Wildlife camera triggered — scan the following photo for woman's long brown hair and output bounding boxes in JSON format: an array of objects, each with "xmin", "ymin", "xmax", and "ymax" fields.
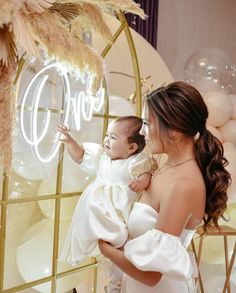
[{"xmin": 146, "ymin": 81, "xmax": 231, "ymax": 232}]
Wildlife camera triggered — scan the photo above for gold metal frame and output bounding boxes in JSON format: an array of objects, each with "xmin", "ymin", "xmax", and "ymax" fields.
[
  {"xmin": 0, "ymin": 11, "xmax": 142, "ymax": 292},
  {"xmin": 191, "ymin": 206, "xmax": 236, "ymax": 293}
]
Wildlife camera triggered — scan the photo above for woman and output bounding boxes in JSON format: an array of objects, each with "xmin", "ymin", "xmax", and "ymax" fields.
[{"xmin": 98, "ymin": 81, "xmax": 231, "ymax": 292}]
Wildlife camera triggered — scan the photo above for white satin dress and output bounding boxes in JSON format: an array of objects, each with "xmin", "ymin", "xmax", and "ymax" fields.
[
  {"xmin": 121, "ymin": 202, "xmax": 196, "ymax": 293},
  {"xmin": 60, "ymin": 143, "xmax": 151, "ymax": 266}
]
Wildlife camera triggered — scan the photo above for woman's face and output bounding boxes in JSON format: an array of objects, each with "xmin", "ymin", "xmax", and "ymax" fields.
[{"xmin": 140, "ymin": 105, "xmax": 165, "ymax": 154}]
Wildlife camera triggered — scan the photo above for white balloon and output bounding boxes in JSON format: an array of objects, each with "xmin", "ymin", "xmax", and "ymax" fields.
[
  {"xmin": 228, "ymin": 179, "xmax": 236, "ymax": 203},
  {"xmin": 204, "ymin": 91, "xmax": 233, "ymax": 127},
  {"xmin": 229, "ymin": 94, "xmax": 236, "ymax": 119},
  {"xmin": 3, "ymin": 245, "xmax": 34, "ymax": 291},
  {"xmin": 204, "ymin": 274, "xmax": 236, "ymax": 293},
  {"xmin": 223, "ymin": 142, "xmax": 236, "ymax": 175},
  {"xmin": 193, "ymin": 235, "xmax": 236, "ymax": 264},
  {"xmin": 219, "ymin": 120, "xmax": 236, "ymax": 144},
  {"xmin": 17, "ymin": 219, "xmax": 91, "ymax": 293},
  {"xmin": 219, "ymin": 204, "xmax": 236, "ymax": 228},
  {"xmin": 207, "ymin": 125, "xmax": 222, "ymax": 141}
]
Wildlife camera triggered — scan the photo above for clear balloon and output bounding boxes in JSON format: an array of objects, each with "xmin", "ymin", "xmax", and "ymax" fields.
[
  {"xmin": 204, "ymin": 274, "xmax": 236, "ymax": 293},
  {"xmin": 109, "ymin": 95, "xmax": 135, "ymax": 116},
  {"xmin": 184, "ymin": 48, "xmax": 234, "ymax": 93},
  {"xmin": 16, "ymin": 219, "xmax": 92, "ymax": 293},
  {"xmin": 37, "ymin": 152, "xmax": 93, "ymax": 221},
  {"xmin": 76, "ymin": 116, "xmax": 104, "ymax": 144},
  {"xmin": 12, "ymin": 120, "xmax": 61, "ymax": 181},
  {"xmin": 203, "ymin": 91, "xmax": 232, "ymax": 127},
  {"xmin": 193, "ymin": 235, "xmax": 236, "ymax": 264},
  {"xmin": 5, "ymin": 172, "xmax": 40, "ymax": 245}
]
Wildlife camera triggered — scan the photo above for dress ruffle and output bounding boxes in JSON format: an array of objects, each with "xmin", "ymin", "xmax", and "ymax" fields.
[{"xmin": 124, "ymin": 228, "xmax": 193, "ymax": 280}]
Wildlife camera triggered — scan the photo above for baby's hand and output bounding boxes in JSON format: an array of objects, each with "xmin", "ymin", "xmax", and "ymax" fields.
[
  {"xmin": 57, "ymin": 124, "xmax": 73, "ymax": 144},
  {"xmin": 128, "ymin": 179, "xmax": 144, "ymax": 193}
]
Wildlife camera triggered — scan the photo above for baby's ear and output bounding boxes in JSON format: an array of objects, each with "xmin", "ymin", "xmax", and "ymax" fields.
[{"xmin": 128, "ymin": 142, "xmax": 138, "ymax": 155}]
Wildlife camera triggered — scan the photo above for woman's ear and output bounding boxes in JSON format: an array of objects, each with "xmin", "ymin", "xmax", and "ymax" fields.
[
  {"xmin": 128, "ymin": 143, "xmax": 138, "ymax": 155},
  {"xmin": 169, "ymin": 129, "xmax": 183, "ymax": 140},
  {"xmin": 169, "ymin": 129, "xmax": 180, "ymax": 139}
]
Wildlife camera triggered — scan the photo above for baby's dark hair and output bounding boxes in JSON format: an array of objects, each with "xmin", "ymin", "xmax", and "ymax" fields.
[{"xmin": 114, "ymin": 116, "xmax": 145, "ymax": 155}]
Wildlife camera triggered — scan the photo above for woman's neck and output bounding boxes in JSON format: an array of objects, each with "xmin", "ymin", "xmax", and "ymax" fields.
[{"xmin": 166, "ymin": 137, "xmax": 195, "ymax": 165}]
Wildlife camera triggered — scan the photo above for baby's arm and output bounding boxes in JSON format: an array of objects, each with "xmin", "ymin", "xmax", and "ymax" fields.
[
  {"xmin": 128, "ymin": 172, "xmax": 152, "ymax": 193},
  {"xmin": 57, "ymin": 124, "xmax": 84, "ymax": 164}
]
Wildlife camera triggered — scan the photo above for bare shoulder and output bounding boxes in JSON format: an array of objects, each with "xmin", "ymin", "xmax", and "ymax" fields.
[
  {"xmin": 156, "ymin": 166, "xmax": 205, "ymax": 234},
  {"xmin": 167, "ymin": 165, "xmax": 205, "ymax": 206}
]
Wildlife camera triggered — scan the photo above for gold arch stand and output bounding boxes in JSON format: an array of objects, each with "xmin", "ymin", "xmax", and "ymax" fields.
[{"xmin": 0, "ymin": 11, "xmax": 142, "ymax": 293}]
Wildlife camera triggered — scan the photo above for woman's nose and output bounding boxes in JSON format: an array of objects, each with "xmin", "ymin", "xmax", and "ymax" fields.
[
  {"xmin": 139, "ymin": 124, "xmax": 145, "ymax": 136},
  {"xmin": 104, "ymin": 136, "xmax": 109, "ymax": 145}
]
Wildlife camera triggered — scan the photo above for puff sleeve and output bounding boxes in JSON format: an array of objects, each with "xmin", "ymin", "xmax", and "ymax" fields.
[
  {"xmin": 79, "ymin": 142, "xmax": 103, "ymax": 175},
  {"xmin": 124, "ymin": 229, "xmax": 193, "ymax": 280},
  {"xmin": 128, "ymin": 152, "xmax": 154, "ymax": 180}
]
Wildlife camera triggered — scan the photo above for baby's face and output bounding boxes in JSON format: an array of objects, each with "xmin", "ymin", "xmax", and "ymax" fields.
[{"xmin": 103, "ymin": 121, "xmax": 132, "ymax": 160}]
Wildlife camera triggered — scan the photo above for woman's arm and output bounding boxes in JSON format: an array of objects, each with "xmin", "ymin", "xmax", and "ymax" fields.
[{"xmin": 98, "ymin": 239, "xmax": 162, "ymax": 287}]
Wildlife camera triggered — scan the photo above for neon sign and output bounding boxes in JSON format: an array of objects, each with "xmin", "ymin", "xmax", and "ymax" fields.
[{"xmin": 19, "ymin": 63, "xmax": 105, "ymax": 163}]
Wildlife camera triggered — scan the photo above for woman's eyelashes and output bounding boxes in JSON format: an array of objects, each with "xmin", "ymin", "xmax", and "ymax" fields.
[
  {"xmin": 105, "ymin": 133, "xmax": 117, "ymax": 140},
  {"xmin": 142, "ymin": 119, "xmax": 149, "ymax": 126}
]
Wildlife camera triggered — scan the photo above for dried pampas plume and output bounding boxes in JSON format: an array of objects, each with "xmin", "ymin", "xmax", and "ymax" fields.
[
  {"xmin": 27, "ymin": 11, "xmax": 104, "ymax": 92},
  {"xmin": 56, "ymin": 0, "xmax": 145, "ymax": 19},
  {"xmin": 0, "ymin": 63, "xmax": 16, "ymax": 172},
  {"xmin": 70, "ymin": 3, "xmax": 113, "ymax": 42}
]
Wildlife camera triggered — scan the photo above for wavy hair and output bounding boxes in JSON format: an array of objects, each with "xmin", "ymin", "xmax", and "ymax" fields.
[{"xmin": 145, "ymin": 81, "xmax": 231, "ymax": 231}]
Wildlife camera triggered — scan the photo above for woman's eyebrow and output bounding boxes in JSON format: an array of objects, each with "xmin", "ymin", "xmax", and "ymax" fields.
[{"xmin": 110, "ymin": 131, "xmax": 119, "ymax": 138}]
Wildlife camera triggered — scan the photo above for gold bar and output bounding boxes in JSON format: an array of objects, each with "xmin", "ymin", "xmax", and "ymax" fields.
[{"xmin": 117, "ymin": 12, "xmax": 142, "ymax": 117}]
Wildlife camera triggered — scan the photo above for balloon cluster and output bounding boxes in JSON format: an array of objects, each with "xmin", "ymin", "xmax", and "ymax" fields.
[
  {"xmin": 185, "ymin": 49, "xmax": 236, "ymax": 273},
  {"xmin": 2, "ymin": 87, "xmax": 134, "ymax": 291},
  {"xmin": 184, "ymin": 48, "xmax": 236, "ymax": 203}
]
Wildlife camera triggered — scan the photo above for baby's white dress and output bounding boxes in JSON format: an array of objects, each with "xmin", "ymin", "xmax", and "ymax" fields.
[
  {"xmin": 60, "ymin": 143, "xmax": 151, "ymax": 266},
  {"xmin": 121, "ymin": 202, "xmax": 197, "ymax": 293}
]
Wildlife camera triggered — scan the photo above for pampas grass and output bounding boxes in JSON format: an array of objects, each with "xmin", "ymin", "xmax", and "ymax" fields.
[
  {"xmin": 71, "ymin": 3, "xmax": 113, "ymax": 42},
  {"xmin": 27, "ymin": 11, "xmax": 104, "ymax": 92},
  {"xmin": 0, "ymin": 63, "xmax": 16, "ymax": 172}
]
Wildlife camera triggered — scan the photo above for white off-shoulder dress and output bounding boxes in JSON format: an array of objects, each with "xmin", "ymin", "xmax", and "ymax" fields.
[
  {"xmin": 60, "ymin": 143, "xmax": 151, "ymax": 266},
  {"xmin": 121, "ymin": 202, "xmax": 196, "ymax": 293}
]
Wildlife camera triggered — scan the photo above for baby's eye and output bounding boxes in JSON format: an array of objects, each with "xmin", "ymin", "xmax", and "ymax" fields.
[
  {"xmin": 111, "ymin": 135, "xmax": 116, "ymax": 140},
  {"xmin": 142, "ymin": 121, "xmax": 148, "ymax": 126}
]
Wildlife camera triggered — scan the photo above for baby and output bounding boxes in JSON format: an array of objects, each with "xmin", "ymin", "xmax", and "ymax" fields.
[{"xmin": 59, "ymin": 116, "xmax": 153, "ymax": 292}]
